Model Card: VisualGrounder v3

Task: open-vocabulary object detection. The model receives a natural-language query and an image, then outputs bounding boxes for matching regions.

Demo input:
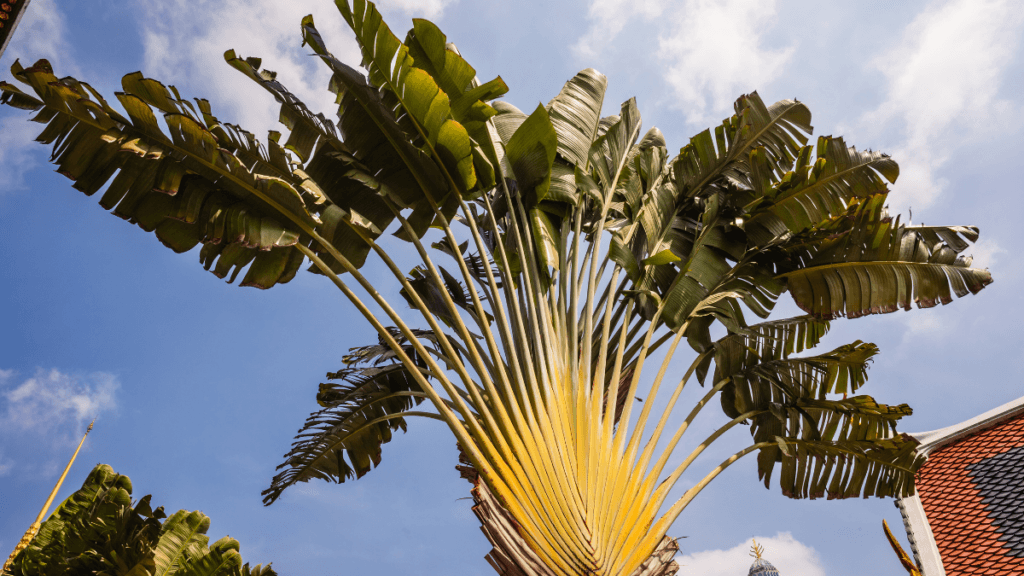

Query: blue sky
[1,1,1022,575]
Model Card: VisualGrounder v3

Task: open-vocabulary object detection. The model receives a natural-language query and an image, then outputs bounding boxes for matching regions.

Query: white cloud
[0,368,118,439]
[134,0,451,145]
[968,237,1006,271]
[675,532,826,576]
[572,0,664,59]
[0,116,44,195]
[376,0,456,20]
[657,0,794,126]
[902,312,944,345]
[863,0,1024,212]
[571,0,792,123]
[136,0,356,141]
[0,452,14,477]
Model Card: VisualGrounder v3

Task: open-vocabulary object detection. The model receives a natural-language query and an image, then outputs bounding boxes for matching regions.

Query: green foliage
[263,328,438,505]
[5,465,273,576]
[707,317,922,499]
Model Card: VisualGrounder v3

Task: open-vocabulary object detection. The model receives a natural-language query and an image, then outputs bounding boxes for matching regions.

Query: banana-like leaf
[301,15,454,242]
[907,224,979,253]
[263,327,475,506]
[403,17,508,180]
[152,510,212,576]
[506,104,558,208]
[225,47,408,272]
[175,536,242,576]
[604,92,810,337]
[7,464,262,576]
[702,315,830,385]
[431,240,505,289]
[588,98,642,196]
[707,319,920,499]
[340,326,451,367]
[263,344,428,505]
[224,49,340,162]
[491,100,529,145]
[336,0,478,194]
[659,230,764,331]
[0,61,314,289]
[781,194,993,319]
[546,68,608,169]
[746,135,899,240]
[763,433,922,499]
[401,266,494,330]
[240,563,278,576]
[720,339,880,420]
[671,92,811,199]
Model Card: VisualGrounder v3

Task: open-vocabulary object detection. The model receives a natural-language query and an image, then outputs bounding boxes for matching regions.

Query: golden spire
[883,519,922,576]
[2,420,94,575]
[750,538,765,560]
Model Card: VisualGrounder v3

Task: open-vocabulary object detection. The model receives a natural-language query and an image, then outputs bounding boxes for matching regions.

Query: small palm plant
[0,1,992,575]
[4,463,275,576]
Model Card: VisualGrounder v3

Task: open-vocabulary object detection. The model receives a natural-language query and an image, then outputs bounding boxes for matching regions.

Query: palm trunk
[456,449,680,576]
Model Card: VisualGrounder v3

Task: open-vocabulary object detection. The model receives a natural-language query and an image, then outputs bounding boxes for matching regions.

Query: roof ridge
[911,395,1024,457]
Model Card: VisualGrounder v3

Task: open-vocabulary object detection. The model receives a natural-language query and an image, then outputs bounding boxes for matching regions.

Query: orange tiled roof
[916,412,1024,575]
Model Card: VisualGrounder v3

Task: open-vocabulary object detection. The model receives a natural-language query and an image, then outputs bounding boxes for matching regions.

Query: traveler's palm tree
[0,1,992,575]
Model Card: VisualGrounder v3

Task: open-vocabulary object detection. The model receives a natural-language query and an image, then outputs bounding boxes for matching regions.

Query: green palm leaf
[782,194,993,318]
[671,92,811,199]
[546,68,608,170]
[152,511,212,576]
[0,61,314,289]
[223,49,340,163]
[706,318,920,499]
[6,465,264,576]
[263,329,447,506]
[335,0,483,195]
[746,135,899,241]
[175,536,242,576]
[766,434,922,500]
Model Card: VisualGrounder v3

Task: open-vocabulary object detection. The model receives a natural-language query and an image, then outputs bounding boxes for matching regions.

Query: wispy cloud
[572,0,664,59]
[863,0,1024,213]
[0,368,118,440]
[968,237,1007,271]
[902,311,945,345]
[0,117,44,195]
[657,0,793,126]
[134,0,451,146]
[573,0,792,126]
[376,0,456,20]
[675,532,826,576]
[136,0,357,141]
[0,0,78,195]
[0,445,14,477]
